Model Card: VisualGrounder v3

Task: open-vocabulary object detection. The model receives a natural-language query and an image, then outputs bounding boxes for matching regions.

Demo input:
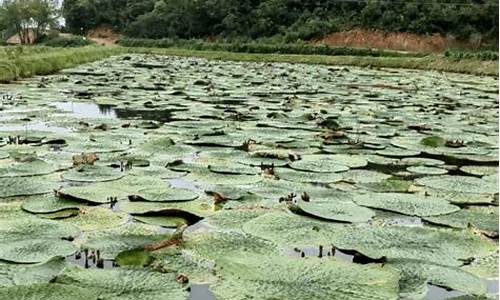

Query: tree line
[61,0,498,42]
[0,0,59,43]
[1,0,497,44]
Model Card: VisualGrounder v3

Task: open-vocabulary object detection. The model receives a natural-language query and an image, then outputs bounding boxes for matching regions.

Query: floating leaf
[416,175,497,194]
[22,194,82,213]
[293,199,375,223]
[83,224,170,260]
[0,256,66,287]
[0,176,58,198]
[423,206,498,235]
[61,165,124,182]
[115,249,154,267]
[62,207,127,231]
[243,212,497,266]
[0,159,58,178]
[55,266,188,300]
[389,259,487,299]
[275,168,342,183]
[210,254,400,300]
[353,193,460,217]
[0,217,80,263]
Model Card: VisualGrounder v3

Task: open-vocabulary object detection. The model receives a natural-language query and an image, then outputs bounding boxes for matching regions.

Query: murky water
[53,102,117,119]
[189,284,218,300]
[52,101,180,122]
[0,122,71,133]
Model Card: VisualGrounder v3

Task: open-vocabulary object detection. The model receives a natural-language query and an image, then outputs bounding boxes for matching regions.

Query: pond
[0,54,497,300]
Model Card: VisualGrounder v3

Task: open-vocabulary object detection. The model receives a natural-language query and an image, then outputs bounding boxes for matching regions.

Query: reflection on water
[115,108,175,123]
[53,101,180,122]
[189,284,218,300]
[426,285,465,300]
[53,102,117,119]
[168,178,206,193]
[0,122,71,133]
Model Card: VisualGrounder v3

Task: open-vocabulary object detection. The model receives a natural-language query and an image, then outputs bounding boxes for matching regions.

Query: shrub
[118,38,427,58]
[42,36,95,48]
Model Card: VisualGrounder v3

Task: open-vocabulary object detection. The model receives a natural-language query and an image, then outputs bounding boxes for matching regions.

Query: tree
[0,0,59,44]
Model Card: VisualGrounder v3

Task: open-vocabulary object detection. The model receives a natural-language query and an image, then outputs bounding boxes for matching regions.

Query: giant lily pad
[423,206,498,235]
[0,217,80,263]
[243,212,497,266]
[0,176,58,198]
[415,175,497,194]
[61,165,124,182]
[210,254,400,300]
[275,168,342,183]
[292,199,375,223]
[58,176,199,204]
[353,193,460,217]
[62,207,127,231]
[389,259,487,299]
[0,283,94,300]
[0,256,67,287]
[0,159,58,178]
[82,223,170,260]
[22,194,82,214]
[290,156,350,173]
[55,266,188,300]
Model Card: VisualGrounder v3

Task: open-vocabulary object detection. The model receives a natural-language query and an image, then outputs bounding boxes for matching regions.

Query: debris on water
[66,251,116,269]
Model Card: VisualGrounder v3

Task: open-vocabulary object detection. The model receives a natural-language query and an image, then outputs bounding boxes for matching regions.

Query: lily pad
[0,159,58,178]
[275,168,342,183]
[416,175,498,194]
[83,224,170,260]
[61,165,124,182]
[115,249,154,267]
[462,252,499,279]
[243,212,497,266]
[292,199,375,223]
[0,283,95,300]
[22,194,83,213]
[389,259,487,299]
[0,176,58,198]
[0,217,80,263]
[460,166,498,177]
[210,254,400,300]
[58,177,199,204]
[185,169,262,185]
[62,207,127,231]
[0,256,67,287]
[423,206,498,235]
[407,166,448,175]
[290,156,350,173]
[353,193,460,217]
[133,215,189,228]
[55,265,189,300]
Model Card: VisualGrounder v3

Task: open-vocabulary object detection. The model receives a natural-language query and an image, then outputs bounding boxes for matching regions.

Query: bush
[444,50,499,61]
[118,38,428,58]
[42,36,95,48]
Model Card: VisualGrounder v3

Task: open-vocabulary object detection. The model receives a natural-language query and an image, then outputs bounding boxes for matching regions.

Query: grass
[0,46,124,82]
[128,47,499,76]
[118,38,427,58]
[0,45,497,83]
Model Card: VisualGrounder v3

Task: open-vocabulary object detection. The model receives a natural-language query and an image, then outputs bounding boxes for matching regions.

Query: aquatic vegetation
[0,54,497,299]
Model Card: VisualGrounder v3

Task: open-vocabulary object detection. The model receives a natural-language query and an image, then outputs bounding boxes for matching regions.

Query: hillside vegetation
[62,0,498,46]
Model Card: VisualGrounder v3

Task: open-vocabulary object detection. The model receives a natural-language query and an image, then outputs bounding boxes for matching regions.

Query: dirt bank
[86,27,123,46]
[312,29,482,53]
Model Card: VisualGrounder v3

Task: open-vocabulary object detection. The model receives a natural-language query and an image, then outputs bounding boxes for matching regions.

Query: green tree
[0,0,59,44]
